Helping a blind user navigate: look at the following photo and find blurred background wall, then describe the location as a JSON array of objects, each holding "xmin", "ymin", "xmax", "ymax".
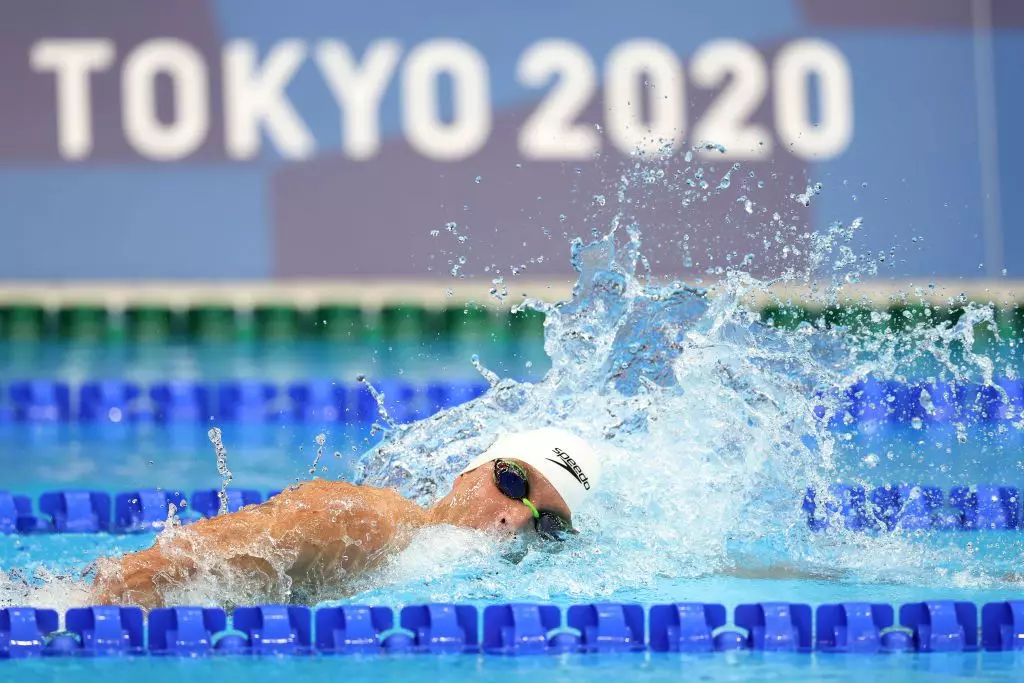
[{"xmin": 0, "ymin": 0, "xmax": 1020, "ymax": 282}]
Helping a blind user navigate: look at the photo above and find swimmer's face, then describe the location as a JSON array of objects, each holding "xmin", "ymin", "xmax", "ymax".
[{"xmin": 428, "ymin": 459, "xmax": 572, "ymax": 539}]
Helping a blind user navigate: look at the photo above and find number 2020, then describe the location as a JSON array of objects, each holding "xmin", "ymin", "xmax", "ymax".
[{"xmin": 517, "ymin": 37, "xmax": 854, "ymax": 162}]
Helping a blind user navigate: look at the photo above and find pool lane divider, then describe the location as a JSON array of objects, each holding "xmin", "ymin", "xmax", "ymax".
[
  {"xmin": 802, "ymin": 484, "xmax": 1021, "ymax": 532},
  {"xmin": 0, "ymin": 303, "xmax": 546, "ymax": 344},
  {"xmin": 0, "ymin": 379, "xmax": 492, "ymax": 425},
  {"xmin": 3, "ymin": 485, "xmax": 1023, "ymax": 536},
  {"xmin": 0, "ymin": 489, "xmax": 269, "ymax": 534},
  {"xmin": 4, "ymin": 601, "xmax": 1024, "ymax": 658},
  {"xmin": 1, "ymin": 301, "xmax": 1020, "ymax": 343},
  {"xmin": 1, "ymin": 378, "xmax": 1023, "ymax": 426}
]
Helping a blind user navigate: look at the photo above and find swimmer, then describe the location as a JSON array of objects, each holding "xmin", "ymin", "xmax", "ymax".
[{"xmin": 92, "ymin": 427, "xmax": 599, "ymax": 608}]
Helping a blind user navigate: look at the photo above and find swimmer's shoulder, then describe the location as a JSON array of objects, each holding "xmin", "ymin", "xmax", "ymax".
[
  {"xmin": 266, "ymin": 479, "xmax": 423, "ymax": 519},
  {"xmin": 267, "ymin": 479, "xmax": 407, "ymax": 502},
  {"xmin": 260, "ymin": 479, "xmax": 427, "ymax": 536}
]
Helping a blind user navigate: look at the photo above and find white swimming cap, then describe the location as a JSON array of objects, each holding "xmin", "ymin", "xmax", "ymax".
[{"xmin": 459, "ymin": 427, "xmax": 601, "ymax": 513}]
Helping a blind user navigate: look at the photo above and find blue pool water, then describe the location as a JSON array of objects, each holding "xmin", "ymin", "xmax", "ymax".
[{"xmin": 5, "ymin": 649, "xmax": 1024, "ymax": 683}]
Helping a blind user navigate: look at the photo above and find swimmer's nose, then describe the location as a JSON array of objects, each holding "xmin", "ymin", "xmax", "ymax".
[
  {"xmin": 475, "ymin": 495, "xmax": 532, "ymax": 537},
  {"xmin": 499, "ymin": 502, "xmax": 536, "ymax": 535}
]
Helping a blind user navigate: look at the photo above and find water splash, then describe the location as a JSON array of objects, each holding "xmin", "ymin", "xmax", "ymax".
[
  {"xmin": 357, "ymin": 375, "xmax": 396, "ymax": 431},
  {"xmin": 470, "ymin": 354, "xmax": 500, "ymax": 388},
  {"xmin": 309, "ymin": 433, "xmax": 327, "ymax": 476},
  {"xmin": 208, "ymin": 427, "xmax": 232, "ymax": 517},
  {"xmin": 350, "ymin": 151, "xmax": 1016, "ymax": 604}
]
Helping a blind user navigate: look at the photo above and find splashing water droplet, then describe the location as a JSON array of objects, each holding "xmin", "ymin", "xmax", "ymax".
[
  {"xmin": 207, "ymin": 427, "xmax": 232, "ymax": 516},
  {"xmin": 309, "ymin": 433, "xmax": 327, "ymax": 476},
  {"xmin": 470, "ymin": 354, "xmax": 501, "ymax": 387},
  {"xmin": 358, "ymin": 376, "xmax": 396, "ymax": 431}
]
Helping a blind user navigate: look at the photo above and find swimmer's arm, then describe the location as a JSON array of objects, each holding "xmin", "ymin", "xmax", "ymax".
[
  {"xmin": 92, "ymin": 502, "xmax": 281, "ymax": 609},
  {"xmin": 92, "ymin": 480, "xmax": 425, "ymax": 608}
]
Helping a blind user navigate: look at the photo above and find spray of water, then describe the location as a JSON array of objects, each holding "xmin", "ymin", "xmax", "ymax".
[
  {"xmin": 208, "ymin": 427, "xmax": 233, "ymax": 517},
  {"xmin": 348, "ymin": 147, "xmax": 1015, "ymax": 603},
  {"xmin": 309, "ymin": 433, "xmax": 327, "ymax": 476}
]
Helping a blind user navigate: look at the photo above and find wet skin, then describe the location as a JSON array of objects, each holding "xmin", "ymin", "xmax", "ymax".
[{"xmin": 92, "ymin": 459, "xmax": 571, "ymax": 608}]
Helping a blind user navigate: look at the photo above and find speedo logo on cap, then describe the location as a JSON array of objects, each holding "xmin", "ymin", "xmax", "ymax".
[{"xmin": 546, "ymin": 447, "xmax": 591, "ymax": 491}]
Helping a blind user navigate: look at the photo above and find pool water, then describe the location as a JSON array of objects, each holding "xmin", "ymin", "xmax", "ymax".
[
  {"xmin": 3, "ymin": 377, "xmax": 1024, "ymax": 680},
  {"xmin": 1, "ymin": 420, "xmax": 1022, "ymax": 495},
  {"xmin": 0, "ymin": 337, "xmax": 552, "ymax": 386},
  {"xmin": 3, "ymin": 526, "xmax": 1024, "ymax": 605},
  {"xmin": 4, "ymin": 649, "xmax": 1024, "ymax": 683}
]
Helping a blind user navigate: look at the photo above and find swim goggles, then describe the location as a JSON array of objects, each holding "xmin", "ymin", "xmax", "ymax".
[{"xmin": 492, "ymin": 458, "xmax": 574, "ymax": 541}]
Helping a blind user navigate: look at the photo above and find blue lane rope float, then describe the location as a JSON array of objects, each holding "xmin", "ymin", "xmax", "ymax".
[
  {"xmin": 0, "ymin": 378, "xmax": 1020, "ymax": 425},
  {"xmin": 815, "ymin": 603, "xmax": 895, "ymax": 653},
  {"xmin": 4, "ymin": 485, "xmax": 1024, "ymax": 536},
  {"xmin": 0, "ymin": 379, "xmax": 492, "ymax": 425},
  {"xmin": 3, "ymin": 601, "xmax": 1024, "ymax": 659},
  {"xmin": 802, "ymin": 484, "xmax": 1021, "ymax": 532},
  {"xmin": 735, "ymin": 603, "xmax": 813, "ymax": 652},
  {"xmin": 315, "ymin": 605, "xmax": 393, "ymax": 654},
  {"xmin": 566, "ymin": 603, "xmax": 646, "ymax": 653}
]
